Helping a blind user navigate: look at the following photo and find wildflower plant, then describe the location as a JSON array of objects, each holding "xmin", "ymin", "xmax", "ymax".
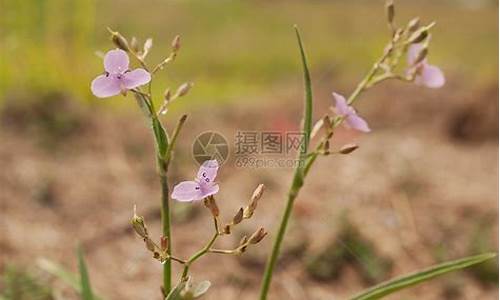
[
  {"xmin": 56, "ymin": 1, "xmax": 495, "ymax": 300},
  {"xmin": 91, "ymin": 29, "xmax": 268, "ymax": 299}
]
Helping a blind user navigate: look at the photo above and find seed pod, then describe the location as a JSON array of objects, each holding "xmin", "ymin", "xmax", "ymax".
[
  {"xmin": 339, "ymin": 144, "xmax": 359, "ymax": 154},
  {"xmin": 108, "ymin": 29, "xmax": 129, "ymax": 51},
  {"xmin": 131, "ymin": 212, "xmax": 148, "ymax": 239},
  {"xmin": 130, "ymin": 37, "xmax": 140, "ymax": 53},
  {"xmin": 175, "ymin": 82, "xmax": 193, "ymax": 98},
  {"xmin": 407, "ymin": 17, "xmax": 420, "ymax": 33},
  {"xmin": 232, "ymin": 208, "xmax": 244, "ymax": 225},
  {"xmin": 249, "ymin": 227, "xmax": 267, "ymax": 244},
  {"xmin": 244, "ymin": 184, "xmax": 265, "ymax": 219},
  {"xmin": 408, "ymin": 28, "xmax": 428, "ymax": 44},
  {"xmin": 172, "ymin": 35, "xmax": 181, "ymax": 52},
  {"xmin": 385, "ymin": 0, "xmax": 395, "ymax": 25},
  {"xmin": 141, "ymin": 38, "xmax": 153, "ymax": 59}
]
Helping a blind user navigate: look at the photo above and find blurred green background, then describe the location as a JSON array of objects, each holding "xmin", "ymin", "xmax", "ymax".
[{"xmin": 1, "ymin": 0, "xmax": 498, "ymax": 108}]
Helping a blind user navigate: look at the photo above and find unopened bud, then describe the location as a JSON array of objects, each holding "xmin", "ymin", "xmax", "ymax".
[
  {"xmin": 108, "ymin": 28, "xmax": 129, "ymax": 51},
  {"xmin": 160, "ymin": 236, "xmax": 169, "ymax": 252},
  {"xmin": 233, "ymin": 208, "xmax": 244, "ymax": 225},
  {"xmin": 223, "ymin": 224, "xmax": 231, "ymax": 234},
  {"xmin": 130, "ymin": 37, "xmax": 140, "ymax": 53},
  {"xmin": 408, "ymin": 28, "xmax": 428, "ymax": 44},
  {"xmin": 131, "ymin": 207, "xmax": 148, "ymax": 239},
  {"xmin": 248, "ymin": 228, "xmax": 267, "ymax": 244},
  {"xmin": 204, "ymin": 196, "xmax": 219, "ymax": 217},
  {"xmin": 385, "ymin": 0, "xmax": 395, "ymax": 24},
  {"xmin": 339, "ymin": 144, "xmax": 359, "ymax": 154},
  {"xmin": 407, "ymin": 17, "xmax": 420, "ymax": 33},
  {"xmin": 175, "ymin": 82, "xmax": 193, "ymax": 98},
  {"xmin": 164, "ymin": 88, "xmax": 171, "ymax": 102},
  {"xmin": 244, "ymin": 184, "xmax": 265, "ymax": 219},
  {"xmin": 172, "ymin": 35, "xmax": 181, "ymax": 52},
  {"xmin": 142, "ymin": 38, "xmax": 153, "ymax": 58}
]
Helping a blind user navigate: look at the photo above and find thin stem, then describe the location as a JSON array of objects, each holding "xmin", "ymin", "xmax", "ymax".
[
  {"xmin": 181, "ymin": 230, "xmax": 219, "ymax": 279},
  {"xmin": 159, "ymin": 159, "xmax": 172, "ymax": 293}
]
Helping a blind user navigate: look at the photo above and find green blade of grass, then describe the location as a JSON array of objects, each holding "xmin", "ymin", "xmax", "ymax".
[
  {"xmin": 77, "ymin": 246, "xmax": 95, "ymax": 300},
  {"xmin": 350, "ymin": 252, "xmax": 497, "ymax": 300},
  {"xmin": 294, "ymin": 25, "xmax": 313, "ymax": 158},
  {"xmin": 37, "ymin": 257, "xmax": 104, "ymax": 300},
  {"xmin": 37, "ymin": 258, "xmax": 80, "ymax": 292}
]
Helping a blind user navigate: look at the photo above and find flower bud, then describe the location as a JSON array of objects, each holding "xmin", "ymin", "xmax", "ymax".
[
  {"xmin": 204, "ymin": 196, "xmax": 219, "ymax": 217},
  {"xmin": 130, "ymin": 37, "xmax": 140, "ymax": 53},
  {"xmin": 339, "ymin": 144, "xmax": 359, "ymax": 154},
  {"xmin": 323, "ymin": 140, "xmax": 330, "ymax": 155},
  {"xmin": 172, "ymin": 35, "xmax": 181, "ymax": 52},
  {"xmin": 131, "ymin": 210, "xmax": 148, "ymax": 239},
  {"xmin": 108, "ymin": 28, "xmax": 129, "ymax": 51},
  {"xmin": 385, "ymin": 0, "xmax": 395, "ymax": 25},
  {"xmin": 407, "ymin": 17, "xmax": 420, "ymax": 33},
  {"xmin": 232, "ymin": 208, "xmax": 244, "ymax": 225},
  {"xmin": 248, "ymin": 227, "xmax": 267, "ymax": 244},
  {"xmin": 244, "ymin": 184, "xmax": 265, "ymax": 219},
  {"xmin": 143, "ymin": 38, "xmax": 153, "ymax": 54},
  {"xmin": 175, "ymin": 82, "xmax": 193, "ymax": 98},
  {"xmin": 164, "ymin": 88, "xmax": 171, "ymax": 102},
  {"xmin": 223, "ymin": 224, "xmax": 231, "ymax": 234}
]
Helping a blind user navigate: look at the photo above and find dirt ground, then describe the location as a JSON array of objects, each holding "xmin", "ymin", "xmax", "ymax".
[{"xmin": 0, "ymin": 80, "xmax": 498, "ymax": 299}]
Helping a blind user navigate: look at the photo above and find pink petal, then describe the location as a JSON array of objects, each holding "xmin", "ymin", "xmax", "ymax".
[
  {"xmin": 171, "ymin": 181, "xmax": 204, "ymax": 202},
  {"xmin": 197, "ymin": 159, "xmax": 219, "ymax": 183},
  {"xmin": 332, "ymin": 92, "xmax": 350, "ymax": 116},
  {"xmin": 200, "ymin": 183, "xmax": 219, "ymax": 198},
  {"xmin": 346, "ymin": 114, "xmax": 371, "ymax": 133},
  {"xmin": 104, "ymin": 49, "xmax": 129, "ymax": 74},
  {"xmin": 91, "ymin": 74, "xmax": 121, "ymax": 98},
  {"xmin": 418, "ymin": 64, "xmax": 445, "ymax": 88},
  {"xmin": 122, "ymin": 69, "xmax": 151, "ymax": 89}
]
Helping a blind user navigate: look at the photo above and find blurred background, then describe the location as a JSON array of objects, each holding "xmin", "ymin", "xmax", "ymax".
[{"xmin": 0, "ymin": 0, "xmax": 498, "ymax": 299}]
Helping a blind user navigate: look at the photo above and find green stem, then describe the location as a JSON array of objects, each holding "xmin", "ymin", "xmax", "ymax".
[
  {"xmin": 259, "ymin": 26, "xmax": 312, "ymax": 300},
  {"xmin": 260, "ymin": 28, "xmax": 398, "ymax": 300},
  {"xmin": 159, "ymin": 159, "xmax": 172, "ymax": 293},
  {"xmin": 181, "ymin": 231, "xmax": 219, "ymax": 279}
]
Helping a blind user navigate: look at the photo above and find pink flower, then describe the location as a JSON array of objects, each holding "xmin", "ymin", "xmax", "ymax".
[
  {"xmin": 407, "ymin": 44, "xmax": 445, "ymax": 89},
  {"xmin": 332, "ymin": 92, "xmax": 371, "ymax": 133},
  {"xmin": 91, "ymin": 49, "xmax": 151, "ymax": 98},
  {"xmin": 171, "ymin": 160, "xmax": 220, "ymax": 202}
]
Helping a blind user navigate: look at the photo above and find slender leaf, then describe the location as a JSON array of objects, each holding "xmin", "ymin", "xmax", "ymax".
[
  {"xmin": 77, "ymin": 246, "xmax": 94, "ymax": 300},
  {"xmin": 37, "ymin": 258, "xmax": 80, "ymax": 292},
  {"xmin": 294, "ymin": 25, "xmax": 313, "ymax": 157},
  {"xmin": 37, "ymin": 258, "xmax": 104, "ymax": 300},
  {"xmin": 152, "ymin": 116, "xmax": 169, "ymax": 158},
  {"xmin": 350, "ymin": 252, "xmax": 497, "ymax": 300}
]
